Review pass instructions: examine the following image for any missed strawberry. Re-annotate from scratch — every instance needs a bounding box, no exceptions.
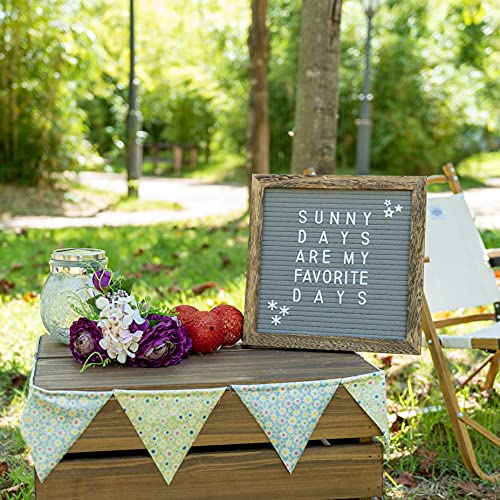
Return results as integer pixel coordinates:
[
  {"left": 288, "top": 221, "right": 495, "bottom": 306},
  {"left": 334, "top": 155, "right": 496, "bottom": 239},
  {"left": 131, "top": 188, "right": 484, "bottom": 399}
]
[
  {"left": 182, "top": 311, "right": 224, "bottom": 354},
  {"left": 211, "top": 304, "right": 244, "bottom": 346},
  {"left": 173, "top": 304, "right": 199, "bottom": 324}
]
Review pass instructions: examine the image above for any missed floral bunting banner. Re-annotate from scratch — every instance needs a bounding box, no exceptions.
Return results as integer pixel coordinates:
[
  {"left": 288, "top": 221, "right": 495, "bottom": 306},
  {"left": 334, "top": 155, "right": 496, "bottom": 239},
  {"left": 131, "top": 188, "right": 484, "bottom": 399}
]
[
  {"left": 232, "top": 379, "right": 340, "bottom": 473},
  {"left": 21, "top": 370, "right": 389, "bottom": 484},
  {"left": 20, "top": 385, "right": 112, "bottom": 482},
  {"left": 342, "top": 371, "right": 389, "bottom": 451},
  {"left": 114, "top": 387, "right": 226, "bottom": 485}
]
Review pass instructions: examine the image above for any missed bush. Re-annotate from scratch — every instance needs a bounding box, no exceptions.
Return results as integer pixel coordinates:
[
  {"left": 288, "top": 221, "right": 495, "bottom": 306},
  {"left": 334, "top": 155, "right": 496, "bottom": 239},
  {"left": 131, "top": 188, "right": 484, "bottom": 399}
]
[{"left": 0, "top": 0, "right": 103, "bottom": 185}]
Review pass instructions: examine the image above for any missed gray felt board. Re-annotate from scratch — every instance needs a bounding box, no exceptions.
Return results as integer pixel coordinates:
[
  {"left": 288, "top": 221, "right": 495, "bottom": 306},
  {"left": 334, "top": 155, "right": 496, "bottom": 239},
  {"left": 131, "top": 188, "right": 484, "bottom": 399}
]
[{"left": 256, "top": 188, "right": 412, "bottom": 340}]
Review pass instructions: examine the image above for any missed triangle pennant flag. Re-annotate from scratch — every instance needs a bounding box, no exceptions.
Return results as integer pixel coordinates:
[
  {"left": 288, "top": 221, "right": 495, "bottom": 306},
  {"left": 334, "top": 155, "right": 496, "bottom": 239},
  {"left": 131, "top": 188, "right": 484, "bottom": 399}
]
[
  {"left": 233, "top": 379, "right": 339, "bottom": 473},
  {"left": 21, "top": 385, "right": 112, "bottom": 482},
  {"left": 115, "top": 387, "right": 225, "bottom": 485},
  {"left": 342, "top": 370, "right": 389, "bottom": 452}
]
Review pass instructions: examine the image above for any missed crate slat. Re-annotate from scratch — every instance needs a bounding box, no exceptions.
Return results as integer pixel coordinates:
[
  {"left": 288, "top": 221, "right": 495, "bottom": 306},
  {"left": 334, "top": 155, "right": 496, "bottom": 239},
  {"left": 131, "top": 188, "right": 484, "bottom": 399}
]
[{"left": 36, "top": 443, "right": 383, "bottom": 500}]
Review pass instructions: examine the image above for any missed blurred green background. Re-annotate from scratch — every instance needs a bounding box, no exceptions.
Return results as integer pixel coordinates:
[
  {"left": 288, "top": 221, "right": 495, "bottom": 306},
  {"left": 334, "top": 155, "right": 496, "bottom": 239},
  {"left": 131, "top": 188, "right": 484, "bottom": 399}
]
[{"left": 1, "top": 0, "right": 500, "bottom": 185}]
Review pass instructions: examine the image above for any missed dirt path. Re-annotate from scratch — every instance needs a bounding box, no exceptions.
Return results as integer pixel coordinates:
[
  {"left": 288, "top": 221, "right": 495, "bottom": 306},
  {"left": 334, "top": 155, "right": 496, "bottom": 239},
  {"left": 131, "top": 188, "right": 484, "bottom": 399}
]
[
  {"left": 0, "top": 173, "right": 248, "bottom": 229},
  {"left": 1, "top": 172, "right": 499, "bottom": 230},
  {"left": 462, "top": 180, "right": 500, "bottom": 230}
]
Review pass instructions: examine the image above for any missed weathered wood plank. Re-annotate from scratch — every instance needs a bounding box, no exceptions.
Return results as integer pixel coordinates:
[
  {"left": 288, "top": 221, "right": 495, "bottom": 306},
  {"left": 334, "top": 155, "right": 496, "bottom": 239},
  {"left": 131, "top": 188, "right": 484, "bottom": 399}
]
[
  {"left": 36, "top": 444, "right": 383, "bottom": 500},
  {"left": 254, "top": 174, "right": 424, "bottom": 191},
  {"left": 34, "top": 336, "right": 376, "bottom": 391},
  {"left": 69, "top": 386, "right": 381, "bottom": 453}
]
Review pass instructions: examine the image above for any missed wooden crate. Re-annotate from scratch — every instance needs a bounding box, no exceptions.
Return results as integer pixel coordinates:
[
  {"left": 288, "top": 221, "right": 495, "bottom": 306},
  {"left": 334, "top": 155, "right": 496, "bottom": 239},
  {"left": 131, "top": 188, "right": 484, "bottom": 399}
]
[{"left": 33, "top": 336, "right": 384, "bottom": 499}]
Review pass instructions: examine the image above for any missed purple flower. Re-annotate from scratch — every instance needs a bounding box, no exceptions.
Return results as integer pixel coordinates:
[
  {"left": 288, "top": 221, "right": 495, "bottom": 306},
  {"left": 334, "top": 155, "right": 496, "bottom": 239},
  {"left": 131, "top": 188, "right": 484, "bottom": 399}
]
[
  {"left": 69, "top": 317, "right": 108, "bottom": 365},
  {"left": 127, "top": 316, "right": 192, "bottom": 368},
  {"left": 146, "top": 314, "right": 170, "bottom": 322},
  {"left": 130, "top": 319, "right": 150, "bottom": 335},
  {"left": 92, "top": 269, "right": 112, "bottom": 293}
]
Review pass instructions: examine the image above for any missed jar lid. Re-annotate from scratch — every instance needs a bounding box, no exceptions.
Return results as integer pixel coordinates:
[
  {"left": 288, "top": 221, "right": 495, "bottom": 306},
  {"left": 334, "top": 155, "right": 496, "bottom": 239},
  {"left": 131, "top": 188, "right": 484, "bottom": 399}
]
[{"left": 50, "top": 248, "right": 107, "bottom": 263}]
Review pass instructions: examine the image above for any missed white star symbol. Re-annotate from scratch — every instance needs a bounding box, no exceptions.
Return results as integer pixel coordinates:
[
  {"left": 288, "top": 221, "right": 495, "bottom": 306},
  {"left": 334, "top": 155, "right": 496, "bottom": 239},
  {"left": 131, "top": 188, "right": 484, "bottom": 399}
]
[
  {"left": 271, "top": 315, "right": 282, "bottom": 326},
  {"left": 267, "top": 300, "right": 278, "bottom": 311},
  {"left": 384, "top": 200, "right": 392, "bottom": 207},
  {"left": 395, "top": 204, "right": 403, "bottom": 213},
  {"left": 279, "top": 305, "right": 290, "bottom": 316},
  {"left": 384, "top": 207, "right": 394, "bottom": 218}
]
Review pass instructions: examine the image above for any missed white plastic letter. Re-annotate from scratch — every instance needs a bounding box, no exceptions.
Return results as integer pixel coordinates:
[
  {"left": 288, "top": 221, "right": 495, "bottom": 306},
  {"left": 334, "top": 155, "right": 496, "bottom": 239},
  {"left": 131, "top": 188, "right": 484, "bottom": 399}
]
[
  {"left": 314, "top": 290, "right": 324, "bottom": 304},
  {"left": 298, "top": 210, "right": 307, "bottom": 224},
  {"left": 293, "top": 288, "right": 302, "bottom": 302},
  {"left": 322, "top": 249, "right": 331, "bottom": 264},
  {"left": 329, "top": 211, "right": 340, "bottom": 225},
  {"left": 298, "top": 229, "right": 307, "bottom": 243},
  {"left": 360, "top": 271, "right": 368, "bottom": 285},
  {"left": 344, "top": 252, "right": 354, "bottom": 265},
  {"left": 294, "top": 268, "right": 303, "bottom": 282}
]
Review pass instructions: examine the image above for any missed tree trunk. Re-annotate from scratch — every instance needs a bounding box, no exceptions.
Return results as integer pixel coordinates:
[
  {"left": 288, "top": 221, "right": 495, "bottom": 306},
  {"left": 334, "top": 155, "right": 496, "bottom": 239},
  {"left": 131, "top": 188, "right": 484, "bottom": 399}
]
[
  {"left": 246, "top": 0, "right": 270, "bottom": 191},
  {"left": 291, "top": 0, "right": 343, "bottom": 175}
]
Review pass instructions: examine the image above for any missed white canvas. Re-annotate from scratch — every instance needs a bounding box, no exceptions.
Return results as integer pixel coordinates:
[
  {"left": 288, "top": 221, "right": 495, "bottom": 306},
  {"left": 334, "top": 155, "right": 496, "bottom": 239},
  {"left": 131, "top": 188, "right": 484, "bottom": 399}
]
[
  {"left": 439, "top": 320, "right": 500, "bottom": 348},
  {"left": 425, "top": 193, "right": 500, "bottom": 312}
]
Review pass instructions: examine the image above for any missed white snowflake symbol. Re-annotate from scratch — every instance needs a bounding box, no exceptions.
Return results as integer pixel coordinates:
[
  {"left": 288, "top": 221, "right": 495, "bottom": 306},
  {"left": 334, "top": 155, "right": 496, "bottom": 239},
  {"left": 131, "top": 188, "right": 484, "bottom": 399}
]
[
  {"left": 279, "top": 305, "right": 290, "bottom": 316},
  {"left": 267, "top": 300, "right": 278, "bottom": 311},
  {"left": 395, "top": 204, "right": 403, "bottom": 213},
  {"left": 384, "top": 207, "right": 395, "bottom": 218},
  {"left": 384, "top": 199, "right": 392, "bottom": 207},
  {"left": 271, "top": 315, "right": 282, "bottom": 326}
]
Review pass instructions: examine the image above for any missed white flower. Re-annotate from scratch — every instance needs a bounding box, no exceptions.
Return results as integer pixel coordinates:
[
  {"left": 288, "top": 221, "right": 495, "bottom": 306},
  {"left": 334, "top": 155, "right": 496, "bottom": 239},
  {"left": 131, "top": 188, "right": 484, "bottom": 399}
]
[
  {"left": 96, "top": 296, "right": 110, "bottom": 310},
  {"left": 97, "top": 291, "right": 147, "bottom": 363}
]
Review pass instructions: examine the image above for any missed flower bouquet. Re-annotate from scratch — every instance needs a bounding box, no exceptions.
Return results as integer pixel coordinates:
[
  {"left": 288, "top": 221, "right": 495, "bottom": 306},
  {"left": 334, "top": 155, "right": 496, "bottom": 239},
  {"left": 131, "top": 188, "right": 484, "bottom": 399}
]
[
  {"left": 69, "top": 269, "right": 192, "bottom": 370},
  {"left": 68, "top": 266, "right": 245, "bottom": 371}
]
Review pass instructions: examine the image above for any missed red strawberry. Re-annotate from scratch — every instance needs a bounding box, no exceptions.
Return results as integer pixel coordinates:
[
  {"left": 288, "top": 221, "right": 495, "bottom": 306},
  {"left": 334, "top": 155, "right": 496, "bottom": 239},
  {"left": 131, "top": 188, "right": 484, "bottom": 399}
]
[
  {"left": 173, "top": 304, "right": 198, "bottom": 324},
  {"left": 211, "top": 304, "right": 244, "bottom": 347},
  {"left": 182, "top": 311, "right": 224, "bottom": 354}
]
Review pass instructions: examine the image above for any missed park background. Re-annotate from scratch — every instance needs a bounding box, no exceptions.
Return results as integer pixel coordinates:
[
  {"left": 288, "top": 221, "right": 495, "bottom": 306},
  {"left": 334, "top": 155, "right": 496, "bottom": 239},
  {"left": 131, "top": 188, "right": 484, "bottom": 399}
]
[{"left": 1, "top": 0, "right": 500, "bottom": 498}]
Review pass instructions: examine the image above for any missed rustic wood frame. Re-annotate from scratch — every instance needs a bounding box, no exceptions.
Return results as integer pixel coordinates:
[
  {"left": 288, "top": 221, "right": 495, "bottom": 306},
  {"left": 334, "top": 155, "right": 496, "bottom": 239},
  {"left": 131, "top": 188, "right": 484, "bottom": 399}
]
[{"left": 243, "top": 174, "right": 427, "bottom": 354}]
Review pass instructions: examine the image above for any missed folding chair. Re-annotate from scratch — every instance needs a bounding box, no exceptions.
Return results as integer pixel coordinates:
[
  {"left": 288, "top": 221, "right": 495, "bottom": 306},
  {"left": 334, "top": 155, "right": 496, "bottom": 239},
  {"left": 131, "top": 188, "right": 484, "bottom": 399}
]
[{"left": 424, "top": 163, "right": 500, "bottom": 481}]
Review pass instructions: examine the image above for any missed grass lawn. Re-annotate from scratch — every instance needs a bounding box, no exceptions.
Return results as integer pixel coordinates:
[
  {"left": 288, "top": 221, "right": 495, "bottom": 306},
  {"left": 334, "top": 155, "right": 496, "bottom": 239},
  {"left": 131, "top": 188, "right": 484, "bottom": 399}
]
[
  {"left": 427, "top": 151, "right": 500, "bottom": 192},
  {"left": 140, "top": 153, "right": 248, "bottom": 185},
  {"left": 0, "top": 217, "right": 499, "bottom": 499}
]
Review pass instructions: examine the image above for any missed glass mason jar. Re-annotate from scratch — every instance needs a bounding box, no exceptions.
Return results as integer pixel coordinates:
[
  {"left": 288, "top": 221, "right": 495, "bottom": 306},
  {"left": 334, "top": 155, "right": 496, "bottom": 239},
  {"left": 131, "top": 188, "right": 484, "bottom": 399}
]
[{"left": 40, "top": 248, "right": 108, "bottom": 345}]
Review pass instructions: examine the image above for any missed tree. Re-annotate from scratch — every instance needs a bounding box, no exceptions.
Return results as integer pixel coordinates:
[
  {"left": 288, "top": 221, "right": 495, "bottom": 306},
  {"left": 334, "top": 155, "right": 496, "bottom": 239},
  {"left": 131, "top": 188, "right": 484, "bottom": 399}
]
[
  {"left": 0, "top": 0, "right": 102, "bottom": 185},
  {"left": 246, "top": 0, "right": 270, "bottom": 189},
  {"left": 291, "top": 0, "right": 343, "bottom": 175}
]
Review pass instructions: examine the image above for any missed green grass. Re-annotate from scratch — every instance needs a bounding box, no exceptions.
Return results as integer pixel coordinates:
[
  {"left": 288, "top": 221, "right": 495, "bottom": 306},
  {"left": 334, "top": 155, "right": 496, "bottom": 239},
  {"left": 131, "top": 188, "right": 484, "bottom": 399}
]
[
  {"left": 428, "top": 151, "right": 500, "bottom": 193},
  {"left": 0, "top": 220, "right": 499, "bottom": 499},
  {"left": 375, "top": 346, "right": 500, "bottom": 498},
  {"left": 110, "top": 196, "right": 184, "bottom": 212},
  {"left": 141, "top": 153, "right": 247, "bottom": 185},
  {"left": 457, "top": 152, "right": 500, "bottom": 181}
]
